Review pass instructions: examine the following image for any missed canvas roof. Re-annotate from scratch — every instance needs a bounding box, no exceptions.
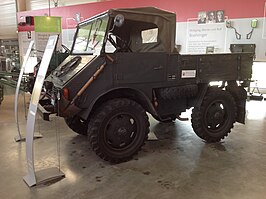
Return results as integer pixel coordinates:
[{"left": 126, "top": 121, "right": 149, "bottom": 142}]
[{"left": 108, "top": 7, "right": 177, "bottom": 53}]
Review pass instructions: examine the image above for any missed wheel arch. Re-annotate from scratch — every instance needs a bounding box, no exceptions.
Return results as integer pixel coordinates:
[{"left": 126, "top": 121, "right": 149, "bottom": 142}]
[{"left": 78, "top": 87, "right": 157, "bottom": 120}]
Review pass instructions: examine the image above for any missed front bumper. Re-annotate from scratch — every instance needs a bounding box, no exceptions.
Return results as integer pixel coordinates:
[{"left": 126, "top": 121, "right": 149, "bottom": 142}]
[{"left": 38, "top": 94, "right": 81, "bottom": 121}]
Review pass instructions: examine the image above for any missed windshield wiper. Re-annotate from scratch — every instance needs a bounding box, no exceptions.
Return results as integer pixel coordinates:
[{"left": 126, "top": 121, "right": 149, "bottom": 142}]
[{"left": 86, "top": 18, "right": 103, "bottom": 51}]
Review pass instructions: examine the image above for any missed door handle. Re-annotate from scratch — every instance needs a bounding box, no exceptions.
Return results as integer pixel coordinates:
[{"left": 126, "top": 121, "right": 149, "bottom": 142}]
[{"left": 153, "top": 65, "right": 163, "bottom": 70}]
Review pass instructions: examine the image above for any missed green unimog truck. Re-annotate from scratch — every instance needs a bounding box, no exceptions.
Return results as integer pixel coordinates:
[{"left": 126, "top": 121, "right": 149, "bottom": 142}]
[{"left": 40, "top": 7, "right": 254, "bottom": 163}]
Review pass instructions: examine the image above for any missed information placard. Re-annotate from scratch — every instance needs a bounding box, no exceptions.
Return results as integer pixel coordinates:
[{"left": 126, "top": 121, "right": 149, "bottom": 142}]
[{"left": 186, "top": 19, "right": 226, "bottom": 54}]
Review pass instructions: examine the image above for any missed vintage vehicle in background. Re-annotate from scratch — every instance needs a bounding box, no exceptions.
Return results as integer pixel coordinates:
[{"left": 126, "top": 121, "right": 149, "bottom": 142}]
[{"left": 0, "top": 45, "right": 69, "bottom": 104}]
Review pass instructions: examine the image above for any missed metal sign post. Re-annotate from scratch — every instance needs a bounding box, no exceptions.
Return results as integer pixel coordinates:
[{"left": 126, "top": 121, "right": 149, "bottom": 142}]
[
  {"left": 23, "top": 35, "right": 64, "bottom": 187},
  {"left": 14, "top": 41, "right": 43, "bottom": 142}
]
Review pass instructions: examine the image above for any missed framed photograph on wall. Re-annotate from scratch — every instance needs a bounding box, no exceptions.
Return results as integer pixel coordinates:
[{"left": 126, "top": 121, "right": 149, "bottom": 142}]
[
  {"left": 198, "top": 11, "right": 207, "bottom": 24},
  {"left": 216, "top": 10, "right": 225, "bottom": 23},
  {"left": 207, "top": 11, "right": 216, "bottom": 23}
]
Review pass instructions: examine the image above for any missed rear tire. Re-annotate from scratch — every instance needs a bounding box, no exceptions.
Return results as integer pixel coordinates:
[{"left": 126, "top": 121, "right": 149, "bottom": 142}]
[
  {"left": 88, "top": 98, "right": 150, "bottom": 163},
  {"left": 191, "top": 88, "right": 236, "bottom": 142}
]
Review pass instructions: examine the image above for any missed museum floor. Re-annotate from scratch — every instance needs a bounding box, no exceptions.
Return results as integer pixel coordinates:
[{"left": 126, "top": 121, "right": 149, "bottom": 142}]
[{"left": 0, "top": 88, "right": 266, "bottom": 199}]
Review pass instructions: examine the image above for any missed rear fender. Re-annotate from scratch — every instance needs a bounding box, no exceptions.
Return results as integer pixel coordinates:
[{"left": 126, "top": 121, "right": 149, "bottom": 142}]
[{"left": 226, "top": 81, "right": 247, "bottom": 124}]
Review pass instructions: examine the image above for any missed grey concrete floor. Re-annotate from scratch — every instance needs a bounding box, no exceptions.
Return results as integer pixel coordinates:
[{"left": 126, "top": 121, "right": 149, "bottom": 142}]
[{"left": 0, "top": 89, "right": 266, "bottom": 199}]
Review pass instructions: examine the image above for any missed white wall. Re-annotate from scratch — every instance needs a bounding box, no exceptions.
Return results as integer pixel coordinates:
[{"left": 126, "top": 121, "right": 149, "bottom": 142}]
[
  {"left": 0, "top": 0, "right": 17, "bottom": 39},
  {"left": 25, "top": 0, "right": 103, "bottom": 10}
]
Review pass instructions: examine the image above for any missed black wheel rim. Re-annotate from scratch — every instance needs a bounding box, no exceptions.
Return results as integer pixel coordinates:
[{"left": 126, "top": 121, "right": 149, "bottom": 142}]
[
  {"left": 203, "top": 100, "right": 229, "bottom": 133},
  {"left": 103, "top": 112, "right": 138, "bottom": 151}
]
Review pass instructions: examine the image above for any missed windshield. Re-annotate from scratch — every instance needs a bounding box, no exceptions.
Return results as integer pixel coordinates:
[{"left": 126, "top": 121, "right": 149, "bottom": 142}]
[{"left": 72, "top": 14, "right": 108, "bottom": 55}]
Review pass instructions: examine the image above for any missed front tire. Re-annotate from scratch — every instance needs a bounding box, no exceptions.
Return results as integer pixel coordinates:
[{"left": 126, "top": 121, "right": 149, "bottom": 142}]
[
  {"left": 64, "top": 116, "right": 88, "bottom": 135},
  {"left": 88, "top": 98, "right": 150, "bottom": 163},
  {"left": 191, "top": 88, "right": 236, "bottom": 142}
]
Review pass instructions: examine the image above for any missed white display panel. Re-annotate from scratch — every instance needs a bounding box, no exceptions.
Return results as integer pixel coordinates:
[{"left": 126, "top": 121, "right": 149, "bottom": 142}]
[
  {"left": 23, "top": 35, "right": 62, "bottom": 187},
  {"left": 14, "top": 40, "right": 34, "bottom": 142},
  {"left": 185, "top": 19, "right": 227, "bottom": 54},
  {"left": 176, "top": 17, "right": 266, "bottom": 61}
]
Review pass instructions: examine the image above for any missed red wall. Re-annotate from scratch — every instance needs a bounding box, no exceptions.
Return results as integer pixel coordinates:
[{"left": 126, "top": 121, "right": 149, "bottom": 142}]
[
  {"left": 17, "top": 0, "right": 266, "bottom": 31},
  {"left": 157, "top": 0, "right": 266, "bottom": 20}
]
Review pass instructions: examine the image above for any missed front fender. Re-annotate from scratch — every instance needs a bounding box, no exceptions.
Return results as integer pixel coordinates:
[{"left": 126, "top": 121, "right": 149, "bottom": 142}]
[{"left": 78, "top": 87, "right": 158, "bottom": 120}]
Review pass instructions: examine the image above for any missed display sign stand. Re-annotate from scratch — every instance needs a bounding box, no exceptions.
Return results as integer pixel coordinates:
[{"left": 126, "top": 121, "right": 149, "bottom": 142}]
[
  {"left": 23, "top": 35, "right": 64, "bottom": 187},
  {"left": 14, "top": 40, "right": 43, "bottom": 142}
]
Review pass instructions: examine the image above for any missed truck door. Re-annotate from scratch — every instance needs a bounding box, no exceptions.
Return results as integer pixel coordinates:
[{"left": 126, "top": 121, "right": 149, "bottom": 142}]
[{"left": 113, "top": 52, "right": 167, "bottom": 85}]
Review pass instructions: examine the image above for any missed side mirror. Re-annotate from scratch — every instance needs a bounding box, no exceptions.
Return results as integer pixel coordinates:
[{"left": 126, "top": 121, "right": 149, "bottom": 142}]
[
  {"left": 251, "top": 19, "right": 258, "bottom": 28},
  {"left": 114, "top": 14, "right": 124, "bottom": 27}
]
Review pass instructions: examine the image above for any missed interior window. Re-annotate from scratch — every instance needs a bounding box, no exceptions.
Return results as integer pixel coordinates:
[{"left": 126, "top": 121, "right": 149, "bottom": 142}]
[
  {"left": 141, "top": 28, "right": 158, "bottom": 44},
  {"left": 105, "top": 35, "right": 117, "bottom": 53}
]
